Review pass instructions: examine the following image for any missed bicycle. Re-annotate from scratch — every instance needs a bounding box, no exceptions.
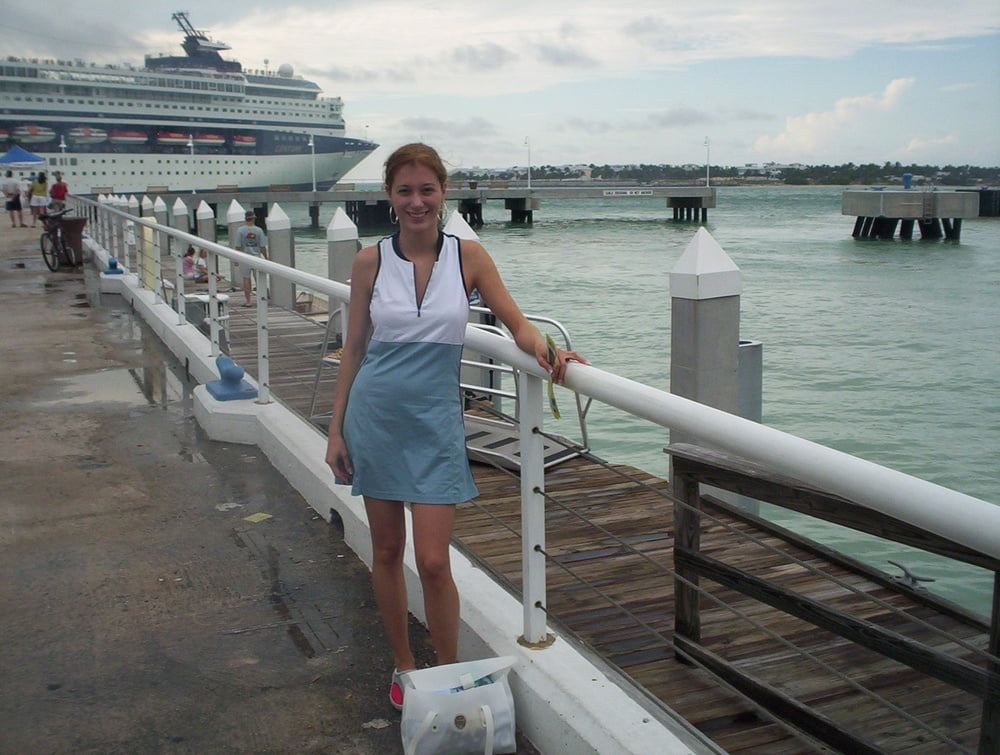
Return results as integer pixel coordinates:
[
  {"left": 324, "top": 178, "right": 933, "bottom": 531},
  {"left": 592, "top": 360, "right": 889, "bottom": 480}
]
[{"left": 40, "top": 208, "right": 74, "bottom": 271}]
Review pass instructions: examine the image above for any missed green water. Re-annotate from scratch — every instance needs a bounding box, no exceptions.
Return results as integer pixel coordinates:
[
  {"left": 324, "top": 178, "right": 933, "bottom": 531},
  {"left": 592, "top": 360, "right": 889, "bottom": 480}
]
[{"left": 276, "top": 186, "right": 998, "bottom": 615}]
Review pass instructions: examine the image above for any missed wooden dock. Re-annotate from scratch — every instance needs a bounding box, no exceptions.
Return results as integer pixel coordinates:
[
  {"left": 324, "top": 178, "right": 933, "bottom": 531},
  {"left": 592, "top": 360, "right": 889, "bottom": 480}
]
[{"left": 221, "top": 301, "right": 995, "bottom": 754}]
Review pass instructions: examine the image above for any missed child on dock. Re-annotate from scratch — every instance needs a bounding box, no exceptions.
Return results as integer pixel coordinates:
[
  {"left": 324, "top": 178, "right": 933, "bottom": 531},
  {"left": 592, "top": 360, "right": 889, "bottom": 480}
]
[{"left": 324, "top": 142, "right": 586, "bottom": 711}]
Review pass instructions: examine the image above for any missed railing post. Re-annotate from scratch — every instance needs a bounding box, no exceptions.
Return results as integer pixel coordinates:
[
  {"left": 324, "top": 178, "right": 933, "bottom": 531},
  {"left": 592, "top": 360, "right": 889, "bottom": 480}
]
[
  {"left": 129, "top": 196, "right": 143, "bottom": 283},
  {"left": 113, "top": 195, "right": 128, "bottom": 270},
  {"left": 256, "top": 272, "right": 271, "bottom": 404},
  {"left": 195, "top": 201, "right": 220, "bottom": 357},
  {"left": 517, "top": 369, "right": 551, "bottom": 646},
  {"left": 225, "top": 199, "right": 245, "bottom": 285},
  {"left": 327, "top": 207, "right": 359, "bottom": 342},
  {"left": 267, "top": 203, "right": 295, "bottom": 310},
  {"left": 172, "top": 199, "right": 189, "bottom": 325}
]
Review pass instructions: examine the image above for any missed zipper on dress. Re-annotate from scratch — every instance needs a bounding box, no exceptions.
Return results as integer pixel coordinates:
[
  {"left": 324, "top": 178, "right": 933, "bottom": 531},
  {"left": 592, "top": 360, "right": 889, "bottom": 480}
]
[{"left": 415, "top": 260, "right": 437, "bottom": 318}]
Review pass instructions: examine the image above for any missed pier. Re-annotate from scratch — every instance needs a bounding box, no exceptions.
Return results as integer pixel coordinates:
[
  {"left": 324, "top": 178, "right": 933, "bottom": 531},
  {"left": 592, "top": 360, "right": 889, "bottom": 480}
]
[
  {"left": 67, "top": 195, "right": 998, "bottom": 753},
  {"left": 140, "top": 183, "right": 717, "bottom": 231},
  {"left": 842, "top": 187, "right": 980, "bottom": 241}
]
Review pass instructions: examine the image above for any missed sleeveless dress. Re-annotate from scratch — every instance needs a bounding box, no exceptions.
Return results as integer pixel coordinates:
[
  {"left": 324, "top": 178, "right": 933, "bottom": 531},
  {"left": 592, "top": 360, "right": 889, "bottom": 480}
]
[{"left": 342, "top": 232, "right": 479, "bottom": 504}]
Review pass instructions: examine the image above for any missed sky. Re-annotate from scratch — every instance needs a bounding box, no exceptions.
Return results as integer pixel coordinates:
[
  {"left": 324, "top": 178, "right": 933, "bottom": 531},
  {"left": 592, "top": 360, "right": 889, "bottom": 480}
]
[{"left": 3, "top": 1, "right": 998, "bottom": 180}]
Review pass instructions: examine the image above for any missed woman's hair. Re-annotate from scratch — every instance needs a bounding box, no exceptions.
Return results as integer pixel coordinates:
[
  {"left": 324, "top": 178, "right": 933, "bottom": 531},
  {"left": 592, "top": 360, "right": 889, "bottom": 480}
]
[
  {"left": 384, "top": 143, "right": 447, "bottom": 190},
  {"left": 184, "top": 245, "right": 195, "bottom": 256},
  {"left": 37, "top": 172, "right": 47, "bottom": 183}
]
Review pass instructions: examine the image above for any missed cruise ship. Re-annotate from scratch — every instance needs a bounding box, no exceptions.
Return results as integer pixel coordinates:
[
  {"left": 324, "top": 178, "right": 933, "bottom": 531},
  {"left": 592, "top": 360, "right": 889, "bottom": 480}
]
[{"left": 0, "top": 12, "right": 377, "bottom": 194}]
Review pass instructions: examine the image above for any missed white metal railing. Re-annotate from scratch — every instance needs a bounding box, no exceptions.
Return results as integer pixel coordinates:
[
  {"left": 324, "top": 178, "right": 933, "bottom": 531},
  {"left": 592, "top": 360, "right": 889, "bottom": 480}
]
[{"left": 75, "top": 195, "right": 1000, "bottom": 647}]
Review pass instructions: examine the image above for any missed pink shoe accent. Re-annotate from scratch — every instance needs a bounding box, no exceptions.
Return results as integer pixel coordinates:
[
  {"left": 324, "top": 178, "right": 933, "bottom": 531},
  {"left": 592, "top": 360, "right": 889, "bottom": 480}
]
[{"left": 389, "top": 668, "right": 405, "bottom": 711}]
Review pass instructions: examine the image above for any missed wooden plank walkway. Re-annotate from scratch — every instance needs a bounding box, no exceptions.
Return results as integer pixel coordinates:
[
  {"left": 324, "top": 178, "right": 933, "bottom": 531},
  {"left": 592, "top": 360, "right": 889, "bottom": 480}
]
[{"left": 222, "top": 302, "right": 991, "bottom": 754}]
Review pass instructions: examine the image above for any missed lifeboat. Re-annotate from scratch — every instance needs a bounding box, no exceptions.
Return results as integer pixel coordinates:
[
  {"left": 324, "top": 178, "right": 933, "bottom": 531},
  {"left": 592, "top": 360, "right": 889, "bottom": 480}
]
[
  {"left": 68, "top": 127, "right": 108, "bottom": 145},
  {"left": 13, "top": 125, "right": 56, "bottom": 144},
  {"left": 192, "top": 133, "right": 224, "bottom": 147},
  {"left": 109, "top": 130, "right": 148, "bottom": 145},
  {"left": 232, "top": 134, "right": 257, "bottom": 148},
  {"left": 156, "top": 131, "right": 189, "bottom": 146}
]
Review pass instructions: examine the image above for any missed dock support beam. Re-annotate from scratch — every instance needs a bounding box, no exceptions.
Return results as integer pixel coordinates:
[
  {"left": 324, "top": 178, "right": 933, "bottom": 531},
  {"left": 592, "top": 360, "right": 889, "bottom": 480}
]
[
  {"left": 459, "top": 199, "right": 484, "bottom": 228},
  {"left": 505, "top": 197, "right": 537, "bottom": 224}
]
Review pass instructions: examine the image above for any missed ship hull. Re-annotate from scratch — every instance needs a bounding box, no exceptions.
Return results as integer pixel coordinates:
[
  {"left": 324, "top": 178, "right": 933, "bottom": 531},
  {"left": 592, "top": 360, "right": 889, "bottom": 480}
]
[{"left": 33, "top": 148, "right": 372, "bottom": 195}]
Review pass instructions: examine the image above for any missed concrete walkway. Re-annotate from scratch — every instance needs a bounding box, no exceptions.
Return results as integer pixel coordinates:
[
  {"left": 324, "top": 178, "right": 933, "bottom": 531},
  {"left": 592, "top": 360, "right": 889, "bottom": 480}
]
[{"left": 0, "top": 224, "right": 536, "bottom": 753}]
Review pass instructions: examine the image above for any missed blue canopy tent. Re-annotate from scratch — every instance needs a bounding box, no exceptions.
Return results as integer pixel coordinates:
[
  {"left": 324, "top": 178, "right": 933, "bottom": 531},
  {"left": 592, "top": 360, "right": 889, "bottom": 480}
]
[{"left": 0, "top": 144, "right": 47, "bottom": 170}]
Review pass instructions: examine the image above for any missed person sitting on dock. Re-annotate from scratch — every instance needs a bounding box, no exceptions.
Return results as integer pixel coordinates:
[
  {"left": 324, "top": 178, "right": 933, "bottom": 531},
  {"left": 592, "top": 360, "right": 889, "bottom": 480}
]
[
  {"left": 232, "top": 210, "right": 267, "bottom": 305},
  {"left": 324, "top": 142, "right": 587, "bottom": 711}
]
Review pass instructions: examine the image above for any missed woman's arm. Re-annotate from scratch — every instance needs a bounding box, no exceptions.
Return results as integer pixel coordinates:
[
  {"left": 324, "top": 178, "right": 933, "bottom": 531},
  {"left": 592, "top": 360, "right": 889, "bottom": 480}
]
[
  {"left": 324, "top": 245, "right": 377, "bottom": 480},
  {"left": 463, "top": 241, "right": 586, "bottom": 382}
]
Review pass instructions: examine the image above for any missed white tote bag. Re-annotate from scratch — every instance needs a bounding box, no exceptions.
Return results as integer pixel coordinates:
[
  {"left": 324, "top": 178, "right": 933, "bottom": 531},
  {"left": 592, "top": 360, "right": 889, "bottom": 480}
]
[{"left": 400, "top": 656, "right": 517, "bottom": 755}]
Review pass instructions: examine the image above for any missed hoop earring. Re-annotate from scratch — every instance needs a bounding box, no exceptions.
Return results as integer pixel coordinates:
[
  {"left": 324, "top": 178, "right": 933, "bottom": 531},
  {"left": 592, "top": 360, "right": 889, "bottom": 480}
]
[
  {"left": 438, "top": 202, "right": 446, "bottom": 223},
  {"left": 388, "top": 206, "right": 398, "bottom": 225}
]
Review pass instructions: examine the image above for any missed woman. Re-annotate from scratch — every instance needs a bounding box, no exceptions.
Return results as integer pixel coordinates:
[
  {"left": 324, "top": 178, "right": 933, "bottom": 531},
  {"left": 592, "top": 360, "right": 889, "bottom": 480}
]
[
  {"left": 325, "top": 143, "right": 585, "bottom": 710},
  {"left": 29, "top": 172, "right": 49, "bottom": 227}
]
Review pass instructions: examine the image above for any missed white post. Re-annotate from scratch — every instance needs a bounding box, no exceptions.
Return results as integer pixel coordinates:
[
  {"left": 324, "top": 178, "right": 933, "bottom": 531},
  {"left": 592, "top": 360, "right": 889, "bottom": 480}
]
[
  {"left": 267, "top": 203, "right": 295, "bottom": 310},
  {"left": 153, "top": 197, "right": 168, "bottom": 303},
  {"left": 308, "top": 135, "right": 316, "bottom": 192},
  {"left": 517, "top": 370, "right": 549, "bottom": 645},
  {"left": 256, "top": 271, "right": 271, "bottom": 405},
  {"left": 171, "top": 198, "right": 189, "bottom": 325},
  {"left": 524, "top": 136, "right": 531, "bottom": 190},
  {"left": 704, "top": 137, "right": 711, "bottom": 188},
  {"left": 327, "top": 207, "right": 359, "bottom": 342},
  {"left": 195, "top": 201, "right": 220, "bottom": 357},
  {"left": 225, "top": 199, "right": 245, "bottom": 285}
]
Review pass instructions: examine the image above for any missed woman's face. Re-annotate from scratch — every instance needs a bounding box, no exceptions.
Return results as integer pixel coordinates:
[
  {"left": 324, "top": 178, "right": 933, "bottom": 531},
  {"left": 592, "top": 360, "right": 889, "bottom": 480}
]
[{"left": 386, "top": 162, "right": 444, "bottom": 233}]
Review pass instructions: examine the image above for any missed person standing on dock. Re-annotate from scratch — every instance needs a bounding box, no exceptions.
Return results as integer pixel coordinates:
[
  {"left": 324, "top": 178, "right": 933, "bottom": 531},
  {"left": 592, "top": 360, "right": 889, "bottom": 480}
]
[
  {"left": 3, "top": 171, "right": 26, "bottom": 228},
  {"left": 48, "top": 172, "right": 68, "bottom": 213},
  {"left": 232, "top": 210, "right": 267, "bottom": 306},
  {"left": 325, "top": 142, "right": 585, "bottom": 711},
  {"left": 28, "top": 172, "right": 50, "bottom": 227}
]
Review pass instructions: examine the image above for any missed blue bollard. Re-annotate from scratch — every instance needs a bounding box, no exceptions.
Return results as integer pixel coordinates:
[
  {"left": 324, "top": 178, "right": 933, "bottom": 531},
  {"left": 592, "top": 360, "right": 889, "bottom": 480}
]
[
  {"left": 104, "top": 256, "right": 123, "bottom": 275},
  {"left": 206, "top": 355, "right": 258, "bottom": 401}
]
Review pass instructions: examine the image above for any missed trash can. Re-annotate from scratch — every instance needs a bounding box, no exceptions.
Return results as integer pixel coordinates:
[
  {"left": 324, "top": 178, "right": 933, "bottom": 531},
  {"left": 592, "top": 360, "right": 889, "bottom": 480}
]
[{"left": 60, "top": 216, "right": 88, "bottom": 266}]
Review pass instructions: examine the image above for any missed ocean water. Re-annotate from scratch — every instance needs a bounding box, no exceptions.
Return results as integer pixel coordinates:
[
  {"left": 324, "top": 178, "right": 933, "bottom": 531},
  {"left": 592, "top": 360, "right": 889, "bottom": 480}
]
[{"left": 278, "top": 186, "right": 998, "bottom": 615}]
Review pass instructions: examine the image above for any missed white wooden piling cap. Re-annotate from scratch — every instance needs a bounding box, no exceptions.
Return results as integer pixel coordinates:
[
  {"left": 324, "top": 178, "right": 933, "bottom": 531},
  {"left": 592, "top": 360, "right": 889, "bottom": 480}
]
[
  {"left": 153, "top": 197, "right": 167, "bottom": 212},
  {"left": 266, "top": 203, "right": 291, "bottom": 231},
  {"left": 127, "top": 195, "right": 139, "bottom": 210},
  {"left": 669, "top": 227, "right": 741, "bottom": 300},
  {"left": 196, "top": 200, "right": 215, "bottom": 220},
  {"left": 443, "top": 209, "right": 480, "bottom": 241},
  {"left": 226, "top": 199, "right": 245, "bottom": 223},
  {"left": 141, "top": 196, "right": 154, "bottom": 214},
  {"left": 327, "top": 206, "right": 358, "bottom": 242},
  {"left": 172, "top": 197, "right": 188, "bottom": 216}
]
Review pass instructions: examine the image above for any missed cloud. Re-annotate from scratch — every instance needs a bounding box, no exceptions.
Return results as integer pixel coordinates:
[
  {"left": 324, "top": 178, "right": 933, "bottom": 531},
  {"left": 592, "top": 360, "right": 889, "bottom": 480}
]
[
  {"left": 940, "top": 82, "right": 975, "bottom": 92},
  {"left": 534, "top": 44, "right": 600, "bottom": 68},
  {"left": 397, "top": 116, "right": 498, "bottom": 139},
  {"left": 647, "top": 108, "right": 713, "bottom": 128},
  {"left": 752, "top": 78, "right": 916, "bottom": 156},
  {"left": 451, "top": 43, "right": 516, "bottom": 71},
  {"left": 900, "top": 134, "right": 958, "bottom": 154}
]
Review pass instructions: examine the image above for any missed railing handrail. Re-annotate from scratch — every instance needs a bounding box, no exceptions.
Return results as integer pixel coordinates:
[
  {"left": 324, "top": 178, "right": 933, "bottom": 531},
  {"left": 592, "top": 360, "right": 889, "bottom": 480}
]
[{"left": 81, "top": 196, "right": 1000, "bottom": 563}]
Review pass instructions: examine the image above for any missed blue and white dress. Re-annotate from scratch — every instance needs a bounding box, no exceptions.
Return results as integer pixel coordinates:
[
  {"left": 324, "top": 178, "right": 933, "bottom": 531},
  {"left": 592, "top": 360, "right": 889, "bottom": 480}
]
[{"left": 342, "top": 232, "right": 479, "bottom": 504}]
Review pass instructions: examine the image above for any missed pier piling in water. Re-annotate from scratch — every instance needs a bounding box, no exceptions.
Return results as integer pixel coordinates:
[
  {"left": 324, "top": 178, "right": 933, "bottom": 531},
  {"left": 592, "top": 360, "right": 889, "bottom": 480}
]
[{"left": 842, "top": 188, "right": 979, "bottom": 241}]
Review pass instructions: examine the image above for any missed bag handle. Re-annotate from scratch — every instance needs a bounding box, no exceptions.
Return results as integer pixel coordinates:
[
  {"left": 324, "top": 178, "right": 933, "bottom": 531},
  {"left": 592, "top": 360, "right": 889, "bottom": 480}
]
[
  {"left": 404, "top": 710, "right": 437, "bottom": 755},
  {"left": 481, "top": 705, "right": 494, "bottom": 755}
]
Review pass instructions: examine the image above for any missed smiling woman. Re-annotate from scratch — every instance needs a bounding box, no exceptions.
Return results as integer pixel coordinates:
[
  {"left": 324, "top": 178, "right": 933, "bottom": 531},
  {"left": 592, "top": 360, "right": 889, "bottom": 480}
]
[{"left": 323, "top": 142, "right": 587, "bottom": 710}]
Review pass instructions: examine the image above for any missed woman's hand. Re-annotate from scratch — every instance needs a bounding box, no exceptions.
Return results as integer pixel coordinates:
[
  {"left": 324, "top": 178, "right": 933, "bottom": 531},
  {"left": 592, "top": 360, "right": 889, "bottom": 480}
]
[
  {"left": 536, "top": 334, "right": 588, "bottom": 384},
  {"left": 325, "top": 434, "right": 354, "bottom": 485}
]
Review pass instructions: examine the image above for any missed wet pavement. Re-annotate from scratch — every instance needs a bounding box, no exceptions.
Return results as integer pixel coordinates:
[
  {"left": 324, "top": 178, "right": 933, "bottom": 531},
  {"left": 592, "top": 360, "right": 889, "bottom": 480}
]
[{"left": 0, "top": 226, "right": 449, "bottom": 753}]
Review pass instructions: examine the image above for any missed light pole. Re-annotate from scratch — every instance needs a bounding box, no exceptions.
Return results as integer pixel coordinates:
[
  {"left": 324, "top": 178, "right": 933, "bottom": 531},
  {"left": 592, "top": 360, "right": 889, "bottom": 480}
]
[
  {"left": 187, "top": 135, "right": 196, "bottom": 193},
  {"left": 59, "top": 135, "right": 67, "bottom": 153},
  {"left": 524, "top": 137, "right": 531, "bottom": 190},
  {"left": 704, "top": 137, "right": 710, "bottom": 187},
  {"left": 308, "top": 135, "right": 316, "bottom": 192}
]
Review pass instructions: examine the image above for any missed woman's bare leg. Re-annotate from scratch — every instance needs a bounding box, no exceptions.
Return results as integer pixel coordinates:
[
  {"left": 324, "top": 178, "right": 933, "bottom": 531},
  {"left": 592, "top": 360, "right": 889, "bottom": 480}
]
[
  {"left": 364, "top": 497, "right": 415, "bottom": 672},
  {"left": 410, "top": 503, "right": 459, "bottom": 665}
]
